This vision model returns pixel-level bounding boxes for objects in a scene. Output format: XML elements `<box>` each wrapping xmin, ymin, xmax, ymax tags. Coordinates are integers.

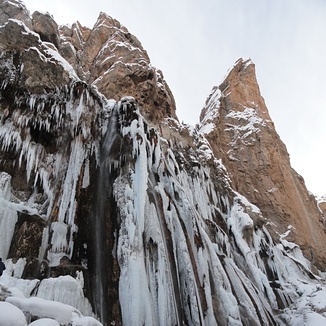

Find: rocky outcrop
<box><xmin>0</xmin><ymin>0</ymin><xmax>176</xmax><ymax>123</ymax></box>
<box><xmin>0</xmin><ymin>20</ymin><xmax>75</xmax><ymax>93</ymax></box>
<box><xmin>317</xmin><ymin>196</ymin><xmax>326</xmax><ymax>226</ymax></box>
<box><xmin>32</xmin><ymin>10</ymin><xmax>60</xmax><ymax>49</ymax></box>
<box><xmin>199</xmin><ymin>58</ymin><xmax>326</xmax><ymax>270</ymax></box>
<box><xmin>57</xmin><ymin>12</ymin><xmax>176</xmax><ymax>124</ymax></box>
<box><xmin>0</xmin><ymin>0</ymin><xmax>32</xmax><ymax>27</ymax></box>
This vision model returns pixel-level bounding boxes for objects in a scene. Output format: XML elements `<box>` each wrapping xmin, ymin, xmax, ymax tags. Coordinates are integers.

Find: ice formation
<box><xmin>2</xmin><ymin>92</ymin><xmax>326</xmax><ymax>324</ymax></box>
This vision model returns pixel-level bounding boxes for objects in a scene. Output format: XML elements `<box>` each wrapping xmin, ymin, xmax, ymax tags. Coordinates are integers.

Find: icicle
<box><xmin>38</xmin><ymin>226</ymin><xmax>49</xmax><ymax>262</ymax></box>
<box><xmin>0</xmin><ymin>172</ymin><xmax>18</xmax><ymax>259</ymax></box>
<box><xmin>1</xmin><ymin>80</ymin><xmax>8</xmax><ymax>90</ymax></box>
<box><xmin>75</xmin><ymin>92</ymin><xmax>84</xmax><ymax>131</ymax></box>
<box><xmin>29</xmin><ymin>95</ymin><xmax>36</xmax><ymax>110</ymax></box>
<box><xmin>57</xmin><ymin>136</ymin><xmax>86</xmax><ymax>225</ymax></box>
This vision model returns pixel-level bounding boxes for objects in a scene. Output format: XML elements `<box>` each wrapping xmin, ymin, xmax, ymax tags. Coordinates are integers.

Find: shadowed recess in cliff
<box><xmin>88</xmin><ymin>103</ymin><xmax>121</xmax><ymax>325</ymax></box>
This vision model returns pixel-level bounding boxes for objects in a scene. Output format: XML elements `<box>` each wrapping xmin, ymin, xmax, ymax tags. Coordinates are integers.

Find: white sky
<box><xmin>23</xmin><ymin>0</ymin><xmax>326</xmax><ymax>195</ymax></box>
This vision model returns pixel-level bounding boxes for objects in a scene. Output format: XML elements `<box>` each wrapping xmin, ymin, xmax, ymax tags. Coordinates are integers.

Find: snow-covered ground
<box><xmin>279</xmin><ymin>283</ymin><xmax>326</xmax><ymax>325</ymax></box>
<box><xmin>0</xmin><ymin>272</ymin><xmax>102</xmax><ymax>326</ymax></box>
<box><xmin>1</xmin><ymin>245</ymin><xmax>326</xmax><ymax>325</ymax></box>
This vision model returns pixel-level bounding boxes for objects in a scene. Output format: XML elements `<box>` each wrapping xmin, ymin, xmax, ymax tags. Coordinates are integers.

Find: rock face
<box><xmin>0</xmin><ymin>0</ymin><xmax>176</xmax><ymax>124</ymax></box>
<box><xmin>1</xmin><ymin>2</ymin><xmax>326</xmax><ymax>326</ymax></box>
<box><xmin>0</xmin><ymin>19</ymin><xmax>73</xmax><ymax>92</ymax></box>
<box><xmin>58</xmin><ymin>12</ymin><xmax>176</xmax><ymax>124</ymax></box>
<box><xmin>199</xmin><ymin>58</ymin><xmax>326</xmax><ymax>270</ymax></box>
<box><xmin>0</xmin><ymin>0</ymin><xmax>32</xmax><ymax>27</ymax></box>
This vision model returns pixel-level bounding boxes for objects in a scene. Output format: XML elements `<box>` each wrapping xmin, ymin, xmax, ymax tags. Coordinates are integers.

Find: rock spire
<box><xmin>200</xmin><ymin>58</ymin><xmax>326</xmax><ymax>270</ymax></box>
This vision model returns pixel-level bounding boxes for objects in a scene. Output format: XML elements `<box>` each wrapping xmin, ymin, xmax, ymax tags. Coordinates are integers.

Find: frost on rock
<box><xmin>224</xmin><ymin>106</ymin><xmax>267</xmax><ymax>146</ymax></box>
<box><xmin>0</xmin><ymin>79</ymin><xmax>106</xmax><ymax>264</ymax></box>
<box><xmin>199</xmin><ymin>86</ymin><xmax>222</xmax><ymax>135</ymax></box>
<box><xmin>114</xmin><ymin>99</ymin><xmax>158</xmax><ymax>326</ymax></box>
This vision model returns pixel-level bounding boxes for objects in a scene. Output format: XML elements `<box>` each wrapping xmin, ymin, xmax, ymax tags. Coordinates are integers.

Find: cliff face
<box><xmin>199</xmin><ymin>58</ymin><xmax>326</xmax><ymax>270</ymax></box>
<box><xmin>0</xmin><ymin>2</ymin><xmax>326</xmax><ymax>326</ymax></box>
<box><xmin>0</xmin><ymin>0</ymin><xmax>176</xmax><ymax>124</ymax></box>
<box><xmin>59</xmin><ymin>13</ymin><xmax>177</xmax><ymax>124</ymax></box>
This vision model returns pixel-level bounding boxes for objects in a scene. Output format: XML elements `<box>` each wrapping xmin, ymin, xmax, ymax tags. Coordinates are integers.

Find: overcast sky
<box><xmin>23</xmin><ymin>0</ymin><xmax>326</xmax><ymax>195</ymax></box>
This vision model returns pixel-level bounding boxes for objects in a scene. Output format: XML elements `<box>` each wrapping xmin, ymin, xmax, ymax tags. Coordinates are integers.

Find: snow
<box><xmin>280</xmin><ymin>285</ymin><xmax>326</xmax><ymax>325</ymax></box>
<box><xmin>0</xmin><ymin>301</ymin><xmax>27</xmax><ymax>326</ymax></box>
<box><xmin>199</xmin><ymin>86</ymin><xmax>221</xmax><ymax>134</ymax></box>
<box><xmin>6</xmin><ymin>296</ymin><xmax>80</xmax><ymax>324</ymax></box>
<box><xmin>0</xmin><ymin>273</ymin><xmax>39</xmax><ymax>298</ymax></box>
<box><xmin>5</xmin><ymin>18</ymin><xmax>78</xmax><ymax>81</ymax></box>
<box><xmin>233</xmin><ymin>191</ymin><xmax>261</xmax><ymax>214</ymax></box>
<box><xmin>224</xmin><ymin>106</ymin><xmax>266</xmax><ymax>144</ymax></box>
<box><xmin>44</xmin><ymin>46</ymin><xmax>79</xmax><ymax>80</ymax></box>
<box><xmin>5</xmin><ymin>1</ymin><xmax>24</xmax><ymax>9</ymax></box>
<box><xmin>7</xmin><ymin>19</ymin><xmax>38</xmax><ymax>39</ymax></box>
<box><xmin>0</xmin><ymin>270</ymin><xmax>102</xmax><ymax>326</ymax></box>
<box><xmin>36</xmin><ymin>275</ymin><xmax>94</xmax><ymax>317</ymax></box>
<box><xmin>0</xmin><ymin>276</ymin><xmax>101</xmax><ymax>325</ymax></box>
<box><xmin>29</xmin><ymin>319</ymin><xmax>60</xmax><ymax>326</ymax></box>
<box><xmin>198</xmin><ymin>61</ymin><xmax>269</xmax><ymax>146</ymax></box>
<box><xmin>316</xmin><ymin>194</ymin><xmax>326</xmax><ymax>204</ymax></box>
<box><xmin>221</xmin><ymin>58</ymin><xmax>253</xmax><ymax>85</ymax></box>
<box><xmin>199</xmin><ymin>122</ymin><xmax>215</xmax><ymax>134</ymax></box>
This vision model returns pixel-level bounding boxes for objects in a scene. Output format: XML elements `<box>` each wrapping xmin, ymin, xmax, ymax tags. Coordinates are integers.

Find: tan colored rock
<box><xmin>1</xmin><ymin>1</ymin><xmax>176</xmax><ymax>123</ymax></box>
<box><xmin>32</xmin><ymin>11</ymin><xmax>60</xmax><ymax>49</ymax></box>
<box><xmin>200</xmin><ymin>58</ymin><xmax>326</xmax><ymax>270</ymax></box>
<box><xmin>0</xmin><ymin>19</ymin><xmax>74</xmax><ymax>93</ymax></box>
<box><xmin>0</xmin><ymin>18</ymin><xmax>39</xmax><ymax>50</ymax></box>
<box><xmin>0</xmin><ymin>0</ymin><xmax>32</xmax><ymax>27</ymax></box>
<box><xmin>317</xmin><ymin>197</ymin><xmax>326</xmax><ymax>228</ymax></box>
<box><xmin>56</xmin><ymin>12</ymin><xmax>177</xmax><ymax>124</ymax></box>
<box><xmin>319</xmin><ymin>201</ymin><xmax>326</xmax><ymax>215</ymax></box>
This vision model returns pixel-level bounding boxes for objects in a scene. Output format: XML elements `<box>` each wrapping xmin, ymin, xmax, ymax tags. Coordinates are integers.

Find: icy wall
<box><xmin>1</xmin><ymin>87</ymin><xmax>325</xmax><ymax>325</ymax></box>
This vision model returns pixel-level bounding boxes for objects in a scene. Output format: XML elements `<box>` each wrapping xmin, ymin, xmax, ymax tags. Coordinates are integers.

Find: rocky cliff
<box><xmin>0</xmin><ymin>0</ymin><xmax>176</xmax><ymax>123</ymax></box>
<box><xmin>199</xmin><ymin>58</ymin><xmax>326</xmax><ymax>271</ymax></box>
<box><xmin>0</xmin><ymin>1</ymin><xmax>326</xmax><ymax>326</ymax></box>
